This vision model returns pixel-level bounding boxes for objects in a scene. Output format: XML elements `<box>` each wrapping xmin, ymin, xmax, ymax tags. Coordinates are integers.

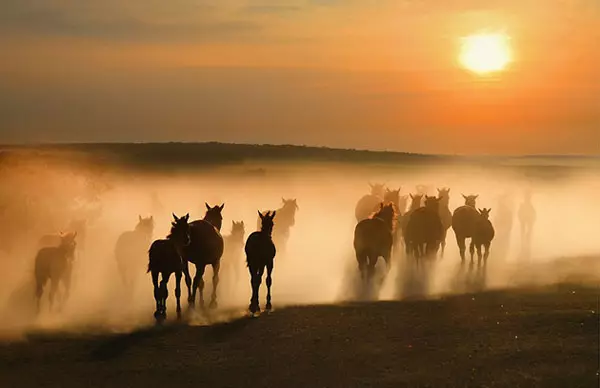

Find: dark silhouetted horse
<box><xmin>115</xmin><ymin>216</ymin><xmax>155</xmax><ymax>287</ymax></box>
<box><xmin>452</xmin><ymin>194</ymin><xmax>480</xmax><ymax>265</ymax></box>
<box><xmin>472</xmin><ymin>208</ymin><xmax>495</xmax><ymax>268</ymax></box>
<box><xmin>257</xmin><ymin>198</ymin><xmax>298</xmax><ymax>254</ymax></box>
<box><xmin>437</xmin><ymin>188</ymin><xmax>453</xmax><ymax>257</ymax></box>
<box><xmin>354</xmin><ymin>183</ymin><xmax>386</xmax><ymax>222</ymax></box>
<box><xmin>34</xmin><ymin>232</ymin><xmax>77</xmax><ymax>313</ymax></box>
<box><xmin>383</xmin><ymin>187</ymin><xmax>402</xmax><ymax>251</ymax></box>
<box><xmin>246</xmin><ymin>211</ymin><xmax>277</xmax><ymax>314</ymax></box>
<box><xmin>404</xmin><ymin>196</ymin><xmax>444</xmax><ymax>267</ymax></box>
<box><xmin>223</xmin><ymin>221</ymin><xmax>246</xmax><ymax>285</ymax></box>
<box><xmin>184</xmin><ymin>203</ymin><xmax>225</xmax><ymax>309</ymax></box>
<box><xmin>399</xmin><ymin>193</ymin><xmax>424</xmax><ymax>238</ymax></box>
<box><xmin>148</xmin><ymin>213</ymin><xmax>191</xmax><ymax>322</ymax></box>
<box><xmin>353</xmin><ymin>203</ymin><xmax>396</xmax><ymax>283</ymax></box>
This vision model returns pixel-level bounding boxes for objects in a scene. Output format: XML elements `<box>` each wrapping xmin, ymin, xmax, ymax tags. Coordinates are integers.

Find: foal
<box><xmin>246</xmin><ymin>211</ymin><xmax>276</xmax><ymax>314</ymax></box>
<box><xmin>148</xmin><ymin>213</ymin><xmax>191</xmax><ymax>321</ymax></box>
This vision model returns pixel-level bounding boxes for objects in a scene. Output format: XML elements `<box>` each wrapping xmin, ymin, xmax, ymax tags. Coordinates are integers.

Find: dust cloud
<box><xmin>0</xmin><ymin>149</ymin><xmax>599</xmax><ymax>340</ymax></box>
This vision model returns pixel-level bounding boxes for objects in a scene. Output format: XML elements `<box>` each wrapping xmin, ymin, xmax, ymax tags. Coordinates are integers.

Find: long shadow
<box><xmin>90</xmin><ymin>325</ymin><xmax>178</xmax><ymax>361</ymax></box>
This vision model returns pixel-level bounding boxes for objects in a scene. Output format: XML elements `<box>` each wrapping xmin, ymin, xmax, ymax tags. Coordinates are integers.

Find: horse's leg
<box><xmin>456</xmin><ymin>235</ymin><xmax>466</xmax><ymax>265</ymax></box>
<box><xmin>441</xmin><ymin>229</ymin><xmax>447</xmax><ymax>258</ymax></box>
<box><xmin>193</xmin><ymin>265</ymin><xmax>206</xmax><ymax>309</ymax></box>
<box><xmin>469</xmin><ymin>240</ymin><xmax>475</xmax><ymax>263</ymax></box>
<box><xmin>483</xmin><ymin>242</ymin><xmax>491</xmax><ymax>267</ymax></box>
<box><xmin>35</xmin><ymin>276</ymin><xmax>46</xmax><ymax>314</ymax></box>
<box><xmin>476</xmin><ymin>244</ymin><xmax>483</xmax><ymax>268</ymax></box>
<box><xmin>151</xmin><ymin>270</ymin><xmax>161</xmax><ymax>319</ymax></box>
<box><xmin>356</xmin><ymin>252</ymin><xmax>367</xmax><ymax>281</ymax></box>
<box><xmin>248</xmin><ymin>264</ymin><xmax>261</xmax><ymax>313</ymax></box>
<box><xmin>175</xmin><ymin>271</ymin><xmax>183</xmax><ymax>320</ymax></box>
<box><xmin>159</xmin><ymin>272</ymin><xmax>171</xmax><ymax>318</ymax></box>
<box><xmin>265</xmin><ymin>261</ymin><xmax>274</xmax><ymax>311</ymax></box>
<box><xmin>182</xmin><ymin>261</ymin><xmax>193</xmax><ymax>306</ymax></box>
<box><xmin>48</xmin><ymin>278</ymin><xmax>59</xmax><ymax>313</ymax></box>
<box><xmin>209</xmin><ymin>262</ymin><xmax>220</xmax><ymax>309</ymax></box>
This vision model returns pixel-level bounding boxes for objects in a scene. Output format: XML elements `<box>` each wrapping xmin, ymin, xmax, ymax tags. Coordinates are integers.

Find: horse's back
<box><xmin>354</xmin><ymin>218</ymin><xmax>392</xmax><ymax>252</ymax></box>
<box><xmin>245</xmin><ymin>232</ymin><xmax>276</xmax><ymax>264</ymax></box>
<box><xmin>355</xmin><ymin>195</ymin><xmax>381</xmax><ymax>222</ymax></box>
<box><xmin>189</xmin><ymin>220</ymin><xmax>224</xmax><ymax>264</ymax></box>
<box><xmin>34</xmin><ymin>247</ymin><xmax>65</xmax><ymax>281</ymax></box>
<box><xmin>148</xmin><ymin>239</ymin><xmax>182</xmax><ymax>273</ymax></box>
<box><xmin>452</xmin><ymin>206</ymin><xmax>479</xmax><ymax>236</ymax></box>
<box><xmin>405</xmin><ymin>208</ymin><xmax>443</xmax><ymax>243</ymax></box>
<box><xmin>474</xmin><ymin>220</ymin><xmax>495</xmax><ymax>244</ymax></box>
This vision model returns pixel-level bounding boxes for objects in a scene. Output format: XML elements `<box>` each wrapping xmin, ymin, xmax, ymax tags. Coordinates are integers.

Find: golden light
<box><xmin>459</xmin><ymin>33</ymin><xmax>512</xmax><ymax>74</ymax></box>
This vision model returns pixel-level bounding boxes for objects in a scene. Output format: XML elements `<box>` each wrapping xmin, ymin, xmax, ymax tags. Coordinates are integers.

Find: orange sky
<box><xmin>1</xmin><ymin>0</ymin><xmax>598</xmax><ymax>154</ymax></box>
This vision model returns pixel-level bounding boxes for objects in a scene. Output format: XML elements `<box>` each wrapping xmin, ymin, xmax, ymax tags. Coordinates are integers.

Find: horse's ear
<box><xmin>72</xmin><ymin>231</ymin><xmax>77</xmax><ymax>239</ymax></box>
<box><xmin>258</xmin><ymin>210</ymin><xmax>264</xmax><ymax>219</ymax></box>
<box><xmin>240</xmin><ymin>221</ymin><xmax>245</xmax><ymax>226</ymax></box>
<box><xmin>474</xmin><ymin>195</ymin><xmax>479</xmax><ymax>199</ymax></box>
<box><xmin>271</xmin><ymin>210</ymin><xmax>276</xmax><ymax>219</ymax></box>
<box><xmin>184</xmin><ymin>213</ymin><xmax>190</xmax><ymax>221</ymax></box>
<box><xmin>410</xmin><ymin>194</ymin><xmax>414</xmax><ymax>199</ymax></box>
<box><xmin>173</xmin><ymin>213</ymin><xmax>179</xmax><ymax>222</ymax></box>
<box><xmin>219</xmin><ymin>203</ymin><xmax>225</xmax><ymax>211</ymax></box>
<box><xmin>462</xmin><ymin>194</ymin><xmax>467</xmax><ymax>199</ymax></box>
<box><xmin>205</xmin><ymin>202</ymin><xmax>210</xmax><ymax>210</ymax></box>
<box><xmin>281</xmin><ymin>197</ymin><xmax>286</xmax><ymax>203</ymax></box>
<box><xmin>139</xmin><ymin>215</ymin><xmax>142</xmax><ymax>222</ymax></box>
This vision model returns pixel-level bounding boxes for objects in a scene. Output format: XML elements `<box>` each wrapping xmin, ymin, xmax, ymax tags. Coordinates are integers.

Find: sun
<box><xmin>459</xmin><ymin>33</ymin><xmax>512</xmax><ymax>74</ymax></box>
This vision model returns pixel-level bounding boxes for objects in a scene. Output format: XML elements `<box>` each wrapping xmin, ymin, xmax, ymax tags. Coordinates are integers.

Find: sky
<box><xmin>1</xmin><ymin>0</ymin><xmax>599</xmax><ymax>155</ymax></box>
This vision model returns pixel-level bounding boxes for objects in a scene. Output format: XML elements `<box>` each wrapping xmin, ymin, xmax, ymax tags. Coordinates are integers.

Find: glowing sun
<box><xmin>459</xmin><ymin>33</ymin><xmax>512</xmax><ymax>74</ymax></box>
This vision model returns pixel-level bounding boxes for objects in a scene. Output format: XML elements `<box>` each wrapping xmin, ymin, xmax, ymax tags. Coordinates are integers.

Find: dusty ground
<box><xmin>0</xmin><ymin>284</ymin><xmax>597</xmax><ymax>388</ymax></box>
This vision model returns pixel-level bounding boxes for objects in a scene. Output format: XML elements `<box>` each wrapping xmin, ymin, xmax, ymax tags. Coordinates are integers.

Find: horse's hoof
<box><xmin>209</xmin><ymin>300</ymin><xmax>218</xmax><ymax>310</ymax></box>
<box><xmin>249</xmin><ymin>304</ymin><xmax>260</xmax><ymax>314</ymax></box>
<box><xmin>265</xmin><ymin>303</ymin><xmax>272</xmax><ymax>311</ymax></box>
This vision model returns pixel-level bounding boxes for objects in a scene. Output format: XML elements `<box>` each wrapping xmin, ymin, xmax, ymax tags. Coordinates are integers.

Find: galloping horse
<box><xmin>472</xmin><ymin>208</ymin><xmax>495</xmax><ymax>268</ymax></box>
<box><xmin>437</xmin><ymin>188</ymin><xmax>453</xmax><ymax>257</ymax></box>
<box><xmin>257</xmin><ymin>198</ymin><xmax>298</xmax><ymax>255</ymax></box>
<box><xmin>452</xmin><ymin>194</ymin><xmax>480</xmax><ymax>265</ymax></box>
<box><xmin>148</xmin><ymin>213</ymin><xmax>191</xmax><ymax>322</ymax></box>
<box><xmin>115</xmin><ymin>216</ymin><xmax>155</xmax><ymax>287</ymax></box>
<box><xmin>34</xmin><ymin>232</ymin><xmax>77</xmax><ymax>313</ymax></box>
<box><xmin>353</xmin><ymin>203</ymin><xmax>397</xmax><ymax>283</ymax></box>
<box><xmin>184</xmin><ymin>203</ymin><xmax>225</xmax><ymax>309</ymax></box>
<box><xmin>246</xmin><ymin>211</ymin><xmax>277</xmax><ymax>314</ymax></box>
<box><xmin>355</xmin><ymin>183</ymin><xmax>386</xmax><ymax>222</ymax></box>
<box><xmin>223</xmin><ymin>221</ymin><xmax>246</xmax><ymax>285</ymax></box>
<box><xmin>404</xmin><ymin>196</ymin><xmax>444</xmax><ymax>268</ymax></box>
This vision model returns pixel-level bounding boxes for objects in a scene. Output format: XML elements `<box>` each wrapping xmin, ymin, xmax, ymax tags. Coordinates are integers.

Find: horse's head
<box><xmin>478</xmin><ymin>208</ymin><xmax>492</xmax><ymax>220</ymax></box>
<box><xmin>437</xmin><ymin>187</ymin><xmax>450</xmax><ymax>200</ymax></box>
<box><xmin>424</xmin><ymin>195</ymin><xmax>441</xmax><ymax>211</ymax></box>
<box><xmin>384</xmin><ymin>187</ymin><xmax>401</xmax><ymax>205</ymax></box>
<box><xmin>258</xmin><ymin>210</ymin><xmax>276</xmax><ymax>235</ymax></box>
<box><xmin>462</xmin><ymin>194</ymin><xmax>479</xmax><ymax>207</ymax></box>
<box><xmin>204</xmin><ymin>203</ymin><xmax>225</xmax><ymax>230</ymax></box>
<box><xmin>369</xmin><ymin>182</ymin><xmax>386</xmax><ymax>198</ymax></box>
<box><xmin>409</xmin><ymin>194</ymin><xmax>424</xmax><ymax>210</ymax></box>
<box><xmin>170</xmin><ymin>213</ymin><xmax>191</xmax><ymax>246</ymax></box>
<box><xmin>231</xmin><ymin>220</ymin><xmax>245</xmax><ymax>237</ymax></box>
<box><xmin>136</xmin><ymin>215</ymin><xmax>155</xmax><ymax>236</ymax></box>
<box><xmin>281</xmin><ymin>198</ymin><xmax>299</xmax><ymax>212</ymax></box>
<box><xmin>59</xmin><ymin>232</ymin><xmax>77</xmax><ymax>259</ymax></box>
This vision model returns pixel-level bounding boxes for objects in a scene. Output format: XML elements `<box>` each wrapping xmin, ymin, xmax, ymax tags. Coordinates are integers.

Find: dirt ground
<box><xmin>0</xmin><ymin>284</ymin><xmax>597</xmax><ymax>388</ymax></box>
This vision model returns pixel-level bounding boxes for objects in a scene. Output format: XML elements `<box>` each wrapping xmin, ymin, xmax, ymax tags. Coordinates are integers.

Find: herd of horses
<box><xmin>31</xmin><ymin>183</ymin><xmax>536</xmax><ymax>323</ymax></box>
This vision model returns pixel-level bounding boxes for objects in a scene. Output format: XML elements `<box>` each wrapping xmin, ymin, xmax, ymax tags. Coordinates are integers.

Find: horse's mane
<box><xmin>370</xmin><ymin>203</ymin><xmax>397</xmax><ymax>231</ymax></box>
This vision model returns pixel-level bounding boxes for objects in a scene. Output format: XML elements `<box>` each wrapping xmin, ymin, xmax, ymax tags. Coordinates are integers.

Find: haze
<box><xmin>2</xmin><ymin>0</ymin><xmax>599</xmax><ymax>154</ymax></box>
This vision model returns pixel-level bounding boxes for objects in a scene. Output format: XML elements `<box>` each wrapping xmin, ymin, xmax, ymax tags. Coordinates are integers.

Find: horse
<box><xmin>404</xmin><ymin>196</ymin><xmax>444</xmax><ymax>268</ymax></box>
<box><xmin>246</xmin><ymin>211</ymin><xmax>277</xmax><ymax>314</ymax></box>
<box><xmin>399</xmin><ymin>193</ymin><xmax>424</xmax><ymax>237</ymax></box>
<box><xmin>437</xmin><ymin>188</ymin><xmax>453</xmax><ymax>257</ymax></box>
<box><xmin>223</xmin><ymin>220</ymin><xmax>246</xmax><ymax>285</ymax></box>
<box><xmin>115</xmin><ymin>215</ymin><xmax>155</xmax><ymax>288</ymax></box>
<box><xmin>472</xmin><ymin>208</ymin><xmax>495</xmax><ymax>269</ymax></box>
<box><xmin>257</xmin><ymin>198</ymin><xmax>298</xmax><ymax>255</ymax></box>
<box><xmin>148</xmin><ymin>213</ymin><xmax>191</xmax><ymax>322</ymax></box>
<box><xmin>518</xmin><ymin>192</ymin><xmax>536</xmax><ymax>257</ymax></box>
<box><xmin>353</xmin><ymin>202</ymin><xmax>397</xmax><ymax>283</ymax></box>
<box><xmin>451</xmin><ymin>194</ymin><xmax>480</xmax><ymax>265</ymax></box>
<box><xmin>354</xmin><ymin>183</ymin><xmax>386</xmax><ymax>222</ymax></box>
<box><xmin>34</xmin><ymin>232</ymin><xmax>77</xmax><ymax>313</ymax></box>
<box><xmin>184</xmin><ymin>203</ymin><xmax>225</xmax><ymax>309</ymax></box>
<box><xmin>382</xmin><ymin>187</ymin><xmax>402</xmax><ymax>251</ymax></box>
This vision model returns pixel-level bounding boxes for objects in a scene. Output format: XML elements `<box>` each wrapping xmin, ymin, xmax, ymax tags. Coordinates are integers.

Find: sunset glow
<box><xmin>459</xmin><ymin>33</ymin><xmax>512</xmax><ymax>74</ymax></box>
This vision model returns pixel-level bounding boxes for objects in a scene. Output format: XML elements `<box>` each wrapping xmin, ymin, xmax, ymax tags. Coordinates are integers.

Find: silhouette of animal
<box><xmin>437</xmin><ymin>188</ymin><xmax>453</xmax><ymax>257</ymax></box>
<box><xmin>115</xmin><ymin>216</ymin><xmax>155</xmax><ymax>287</ymax></box>
<box><xmin>223</xmin><ymin>221</ymin><xmax>246</xmax><ymax>285</ymax></box>
<box><xmin>404</xmin><ymin>196</ymin><xmax>444</xmax><ymax>267</ymax></box>
<box><xmin>184</xmin><ymin>203</ymin><xmax>225</xmax><ymax>309</ymax></box>
<box><xmin>518</xmin><ymin>192</ymin><xmax>536</xmax><ymax>254</ymax></box>
<box><xmin>246</xmin><ymin>211</ymin><xmax>277</xmax><ymax>314</ymax></box>
<box><xmin>257</xmin><ymin>198</ymin><xmax>298</xmax><ymax>255</ymax></box>
<box><xmin>382</xmin><ymin>187</ymin><xmax>402</xmax><ymax>251</ymax></box>
<box><xmin>354</xmin><ymin>183</ymin><xmax>386</xmax><ymax>222</ymax></box>
<box><xmin>148</xmin><ymin>213</ymin><xmax>191</xmax><ymax>322</ymax></box>
<box><xmin>38</xmin><ymin>219</ymin><xmax>88</xmax><ymax>253</ymax></box>
<box><xmin>353</xmin><ymin>203</ymin><xmax>396</xmax><ymax>283</ymax></box>
<box><xmin>451</xmin><ymin>194</ymin><xmax>480</xmax><ymax>264</ymax></box>
<box><xmin>34</xmin><ymin>232</ymin><xmax>77</xmax><ymax>313</ymax></box>
<box><xmin>471</xmin><ymin>208</ymin><xmax>495</xmax><ymax>268</ymax></box>
<box><xmin>399</xmin><ymin>193</ymin><xmax>424</xmax><ymax>236</ymax></box>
